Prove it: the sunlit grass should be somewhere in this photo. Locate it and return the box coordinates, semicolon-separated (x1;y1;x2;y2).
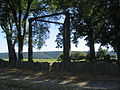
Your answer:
3;59;58;63
3;59;8;61
71;59;88;62
3;59;87;63
24;59;58;63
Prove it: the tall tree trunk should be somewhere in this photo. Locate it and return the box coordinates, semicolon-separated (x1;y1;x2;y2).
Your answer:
111;0;120;62
28;19;33;62
88;29;96;62
16;37;24;68
63;12;71;62
6;34;17;66
117;50;120;62
112;13;120;63
17;0;23;63
28;13;64;62
18;37;24;63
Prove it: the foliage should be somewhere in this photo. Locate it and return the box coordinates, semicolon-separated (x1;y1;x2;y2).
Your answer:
110;55;117;60
86;51;90;60
32;22;50;49
1;0;62;61
31;0;64;50
94;0;120;52
0;1;17;43
96;47;108;60
55;0;105;61
57;51;86;62
55;26;64;48
71;51;86;61
0;0;120;62
57;53;63;62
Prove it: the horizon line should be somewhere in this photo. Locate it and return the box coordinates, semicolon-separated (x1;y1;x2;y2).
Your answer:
0;50;114;53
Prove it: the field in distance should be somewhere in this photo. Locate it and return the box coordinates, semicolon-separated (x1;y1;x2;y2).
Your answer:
4;59;86;63
24;59;59;63
4;59;59;63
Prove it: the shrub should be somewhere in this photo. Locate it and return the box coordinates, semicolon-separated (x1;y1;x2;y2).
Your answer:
110;55;117;60
71;51;86;61
57;53;63;62
96;47;108;60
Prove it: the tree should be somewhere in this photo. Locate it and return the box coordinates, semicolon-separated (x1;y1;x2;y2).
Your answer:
2;0;33;63
47;0;74;62
28;12;66;62
95;0;120;62
54;0;98;62
96;47;108;60
70;0;104;62
109;0;120;62
69;0;119;63
0;1;17;65
58;51;86;62
71;51;86;61
57;53;63;62
110;55;116;60
3;0;51;64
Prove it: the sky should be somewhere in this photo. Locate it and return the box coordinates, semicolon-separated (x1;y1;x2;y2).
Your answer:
0;24;112;53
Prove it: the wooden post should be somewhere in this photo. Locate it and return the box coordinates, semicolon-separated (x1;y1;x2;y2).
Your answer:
63;12;71;62
28;19;33;62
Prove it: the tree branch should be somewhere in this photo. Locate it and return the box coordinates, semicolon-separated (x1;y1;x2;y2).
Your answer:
30;13;65;21
23;0;33;21
23;0;33;38
36;19;63;25
4;0;19;31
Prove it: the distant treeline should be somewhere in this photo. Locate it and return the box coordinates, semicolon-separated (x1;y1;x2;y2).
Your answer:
0;51;116;59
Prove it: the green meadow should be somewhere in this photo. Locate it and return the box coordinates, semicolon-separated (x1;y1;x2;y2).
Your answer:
3;59;59;63
3;59;86;63
24;59;58;63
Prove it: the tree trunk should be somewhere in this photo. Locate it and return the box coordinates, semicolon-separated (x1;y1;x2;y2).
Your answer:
109;0;120;62
63;12;71;62
28;13;65;62
88;29;96;62
117;51;120;62
28;19;33;62
6;34;17;66
16;37;24;68
17;28;24;68
18;38;23;63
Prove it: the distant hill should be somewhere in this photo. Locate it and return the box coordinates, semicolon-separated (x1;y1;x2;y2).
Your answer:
0;51;62;59
0;53;9;59
0;51;117;59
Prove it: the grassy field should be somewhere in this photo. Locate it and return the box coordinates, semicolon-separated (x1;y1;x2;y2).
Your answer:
4;59;59;63
24;59;59;63
3;59;87;63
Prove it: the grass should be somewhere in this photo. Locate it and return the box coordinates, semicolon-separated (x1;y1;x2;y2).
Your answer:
3;59;87;63
3;59;59;63
24;59;58;63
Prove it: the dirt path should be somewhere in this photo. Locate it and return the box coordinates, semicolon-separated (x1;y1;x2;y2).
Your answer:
0;68;120;90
